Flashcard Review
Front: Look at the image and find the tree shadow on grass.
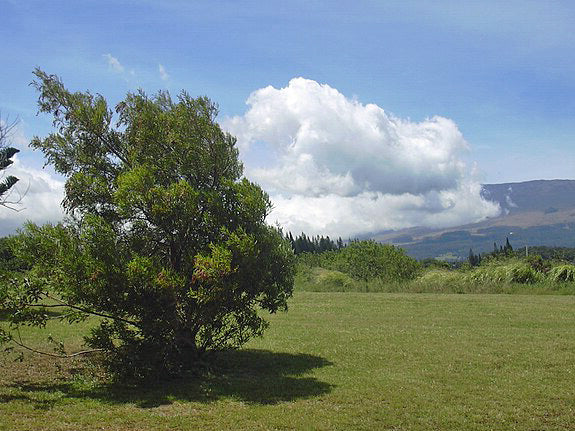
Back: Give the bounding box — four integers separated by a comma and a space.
4, 349, 334, 409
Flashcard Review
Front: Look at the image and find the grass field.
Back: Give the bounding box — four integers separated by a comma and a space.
2, 292, 575, 430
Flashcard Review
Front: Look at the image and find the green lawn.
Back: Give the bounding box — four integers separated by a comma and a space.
2, 292, 575, 430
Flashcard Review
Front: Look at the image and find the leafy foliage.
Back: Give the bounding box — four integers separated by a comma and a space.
0, 236, 28, 272
1, 70, 295, 379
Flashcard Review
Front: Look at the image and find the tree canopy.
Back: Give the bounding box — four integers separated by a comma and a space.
0, 70, 295, 379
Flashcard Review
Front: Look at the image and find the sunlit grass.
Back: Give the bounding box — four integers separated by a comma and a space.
2, 292, 575, 430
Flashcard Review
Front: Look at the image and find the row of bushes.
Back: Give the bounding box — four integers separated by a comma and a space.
409, 260, 575, 294
295, 242, 575, 294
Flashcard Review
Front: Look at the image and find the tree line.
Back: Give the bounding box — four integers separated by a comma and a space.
284, 232, 345, 254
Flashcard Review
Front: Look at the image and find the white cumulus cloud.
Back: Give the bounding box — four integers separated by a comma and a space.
223, 78, 500, 237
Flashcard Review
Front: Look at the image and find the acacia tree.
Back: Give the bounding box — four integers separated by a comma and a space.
0, 70, 295, 378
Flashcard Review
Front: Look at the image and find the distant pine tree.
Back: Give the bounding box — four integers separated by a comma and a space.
468, 248, 480, 267
504, 237, 513, 254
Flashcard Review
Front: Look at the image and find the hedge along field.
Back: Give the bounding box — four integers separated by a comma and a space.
2, 292, 575, 430
295, 256, 575, 294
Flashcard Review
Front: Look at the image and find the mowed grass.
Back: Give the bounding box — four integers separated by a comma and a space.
2, 292, 575, 430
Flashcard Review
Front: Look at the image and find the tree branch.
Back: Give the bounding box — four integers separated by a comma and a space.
43, 293, 140, 327
12, 330, 103, 358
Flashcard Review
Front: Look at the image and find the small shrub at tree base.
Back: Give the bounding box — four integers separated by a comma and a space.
0, 70, 295, 380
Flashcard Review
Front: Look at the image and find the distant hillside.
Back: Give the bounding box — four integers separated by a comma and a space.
481, 180, 575, 215
374, 179, 575, 260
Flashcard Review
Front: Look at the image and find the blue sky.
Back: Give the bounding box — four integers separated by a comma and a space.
1, 0, 574, 236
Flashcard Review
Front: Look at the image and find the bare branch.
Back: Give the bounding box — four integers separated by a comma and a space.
0, 114, 18, 144
13, 329, 103, 358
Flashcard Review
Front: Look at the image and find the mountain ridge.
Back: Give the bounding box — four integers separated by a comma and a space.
372, 179, 575, 260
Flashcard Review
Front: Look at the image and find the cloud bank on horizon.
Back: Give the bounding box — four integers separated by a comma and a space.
224, 78, 500, 237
